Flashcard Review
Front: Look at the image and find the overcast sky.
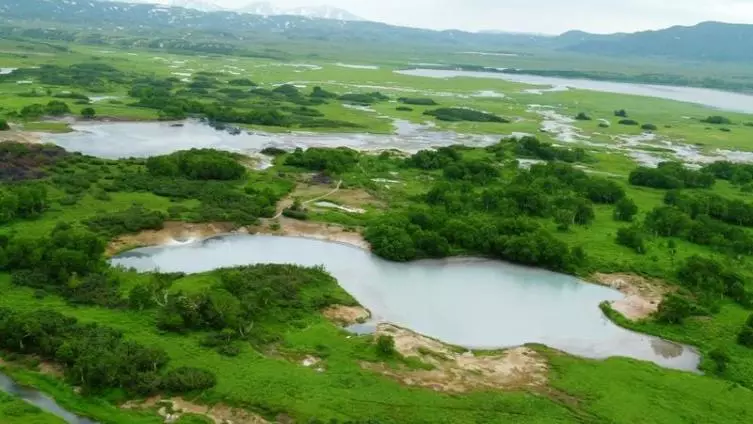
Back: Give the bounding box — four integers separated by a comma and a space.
201, 0, 753, 34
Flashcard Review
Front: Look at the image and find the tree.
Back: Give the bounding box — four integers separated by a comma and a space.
709, 348, 730, 374
81, 107, 96, 119
0, 119, 9, 131
641, 123, 658, 131
45, 100, 71, 116
614, 198, 638, 221
614, 109, 628, 118
376, 335, 396, 357
574, 112, 592, 121
656, 294, 694, 324
616, 226, 646, 254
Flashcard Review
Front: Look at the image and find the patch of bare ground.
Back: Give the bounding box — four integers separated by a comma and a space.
1, 131, 42, 144
322, 305, 370, 326
122, 397, 269, 424
106, 221, 240, 255
363, 324, 548, 393
591, 273, 670, 321
252, 217, 370, 250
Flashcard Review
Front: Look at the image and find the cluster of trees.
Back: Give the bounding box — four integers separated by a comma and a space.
285, 147, 360, 174
629, 162, 715, 189
366, 211, 585, 272
492, 136, 590, 163
642, 204, 753, 255
2, 223, 105, 289
134, 264, 352, 350
4, 63, 127, 91
0, 119, 9, 131
113, 172, 280, 225
0, 184, 48, 223
702, 116, 732, 125
677, 255, 752, 308
702, 161, 753, 186
338, 92, 389, 104
738, 314, 753, 348
367, 156, 615, 271
146, 149, 246, 181
575, 112, 591, 121
398, 97, 437, 106
85, 205, 166, 237
18, 100, 71, 118
424, 108, 509, 123
665, 190, 753, 228
0, 307, 215, 394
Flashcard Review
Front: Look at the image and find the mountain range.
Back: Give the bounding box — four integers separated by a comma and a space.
2, 0, 753, 63
103, 0, 364, 21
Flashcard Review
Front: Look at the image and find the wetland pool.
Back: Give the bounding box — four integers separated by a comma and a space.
112, 234, 700, 372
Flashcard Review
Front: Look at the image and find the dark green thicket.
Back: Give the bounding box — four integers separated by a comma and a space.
0, 307, 215, 395
144, 264, 354, 350
489, 136, 590, 163
424, 107, 509, 123
629, 161, 715, 189
146, 149, 246, 181
398, 97, 437, 106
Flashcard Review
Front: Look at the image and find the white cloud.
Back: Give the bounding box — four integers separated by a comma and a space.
169, 0, 753, 34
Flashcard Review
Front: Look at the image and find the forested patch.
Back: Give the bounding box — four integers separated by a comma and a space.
489, 136, 590, 163
146, 149, 246, 181
131, 264, 356, 352
629, 162, 715, 189
424, 108, 509, 123
398, 97, 437, 105
0, 307, 215, 395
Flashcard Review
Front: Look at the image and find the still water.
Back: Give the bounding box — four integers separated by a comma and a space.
112, 234, 700, 371
396, 68, 753, 113
43, 120, 498, 159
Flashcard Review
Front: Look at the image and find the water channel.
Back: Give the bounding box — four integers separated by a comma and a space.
112, 234, 701, 372
0, 372, 97, 424
395, 69, 753, 113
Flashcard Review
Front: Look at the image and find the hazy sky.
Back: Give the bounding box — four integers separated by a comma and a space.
202, 0, 753, 34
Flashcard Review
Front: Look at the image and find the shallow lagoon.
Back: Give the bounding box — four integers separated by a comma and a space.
396, 69, 753, 113
112, 234, 701, 371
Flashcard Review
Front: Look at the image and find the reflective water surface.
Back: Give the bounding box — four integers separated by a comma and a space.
112, 235, 700, 371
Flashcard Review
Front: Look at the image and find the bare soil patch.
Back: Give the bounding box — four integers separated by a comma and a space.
252, 217, 369, 250
363, 324, 548, 393
106, 221, 239, 255
122, 397, 269, 424
322, 305, 370, 325
591, 273, 670, 320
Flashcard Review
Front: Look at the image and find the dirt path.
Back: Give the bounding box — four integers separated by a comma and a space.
273, 179, 343, 219
252, 217, 369, 250
591, 273, 669, 320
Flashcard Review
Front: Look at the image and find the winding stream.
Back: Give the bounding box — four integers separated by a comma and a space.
112, 234, 700, 372
396, 69, 753, 113
0, 372, 97, 424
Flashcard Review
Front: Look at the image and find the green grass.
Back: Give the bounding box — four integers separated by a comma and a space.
0, 390, 65, 424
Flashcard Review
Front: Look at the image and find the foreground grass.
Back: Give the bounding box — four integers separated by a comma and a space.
0, 391, 65, 424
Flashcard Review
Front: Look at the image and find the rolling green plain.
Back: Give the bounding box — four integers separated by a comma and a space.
3, 32, 753, 424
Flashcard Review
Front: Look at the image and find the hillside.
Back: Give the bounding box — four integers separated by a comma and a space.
563, 21, 753, 62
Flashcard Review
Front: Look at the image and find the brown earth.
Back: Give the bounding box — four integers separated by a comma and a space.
322, 305, 371, 325
591, 273, 670, 320
363, 324, 548, 393
0, 130, 43, 144
252, 217, 370, 250
106, 221, 239, 255
122, 397, 269, 424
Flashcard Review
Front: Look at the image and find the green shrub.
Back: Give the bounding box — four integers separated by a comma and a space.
618, 119, 639, 126
160, 367, 217, 393
376, 335, 397, 357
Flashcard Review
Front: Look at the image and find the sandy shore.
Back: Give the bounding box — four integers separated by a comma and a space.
590, 273, 668, 321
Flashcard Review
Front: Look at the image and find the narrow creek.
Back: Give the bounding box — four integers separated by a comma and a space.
0, 372, 97, 424
112, 234, 701, 372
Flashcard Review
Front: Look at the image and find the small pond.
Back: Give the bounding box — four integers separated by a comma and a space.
112, 234, 700, 371
396, 69, 753, 113
0, 372, 97, 424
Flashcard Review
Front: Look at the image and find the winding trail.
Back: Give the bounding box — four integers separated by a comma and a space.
272, 180, 343, 219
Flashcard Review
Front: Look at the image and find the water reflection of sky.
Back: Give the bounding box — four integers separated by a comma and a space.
112, 235, 700, 372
